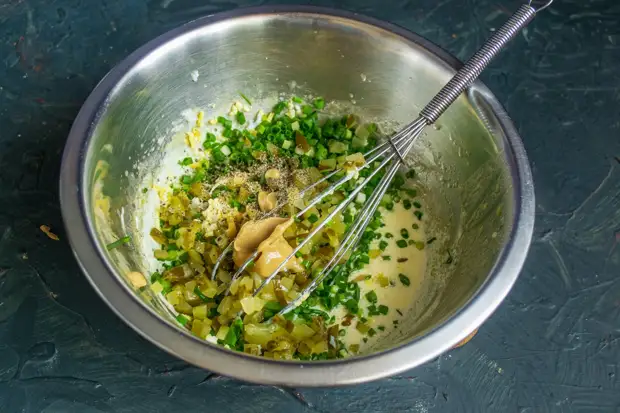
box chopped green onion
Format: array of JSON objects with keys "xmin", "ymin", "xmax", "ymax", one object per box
[
  {"xmin": 412, "ymin": 223, "xmax": 419, "ymax": 230},
  {"xmin": 414, "ymin": 210, "xmax": 423, "ymax": 220},
  {"xmin": 176, "ymin": 314, "xmax": 189, "ymax": 326},
  {"xmin": 398, "ymin": 274, "xmax": 411, "ymax": 286},
  {"xmin": 403, "ymin": 188, "xmax": 417, "ymax": 198},
  {"xmin": 396, "ymin": 240, "xmax": 408, "ymax": 248},
  {"xmin": 392, "ymin": 175, "xmax": 405, "ymax": 189},
  {"xmin": 180, "ymin": 157, "xmax": 193, "ymax": 166},
  {"xmin": 378, "ymin": 305, "xmax": 389, "ymax": 315},
  {"xmin": 382, "ymin": 255, "xmax": 391, "ymax": 261},
  {"xmin": 403, "ymin": 199, "xmax": 412, "ymax": 210},
  {"xmin": 400, "ymin": 228, "xmax": 409, "ymax": 239},
  {"xmin": 236, "ymin": 112, "xmax": 246, "ymax": 125},
  {"xmin": 106, "ymin": 235, "xmax": 131, "ymax": 250},
  {"xmin": 405, "ymin": 169, "xmax": 416, "ymax": 179},
  {"xmin": 314, "ymin": 97, "xmax": 325, "ymax": 109},
  {"xmin": 365, "ymin": 290, "xmax": 378, "ymax": 304},
  {"xmin": 379, "ymin": 240, "xmax": 388, "ymax": 251},
  {"xmin": 223, "ymin": 318, "xmax": 243, "ymax": 348},
  {"xmin": 217, "ymin": 116, "xmax": 232, "ymax": 128},
  {"xmin": 308, "ymin": 214, "xmax": 319, "ymax": 224},
  {"xmin": 413, "ymin": 201, "xmax": 422, "ymax": 208}
]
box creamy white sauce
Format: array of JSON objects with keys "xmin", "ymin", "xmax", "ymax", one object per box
[{"xmin": 331, "ymin": 201, "xmax": 426, "ymax": 353}]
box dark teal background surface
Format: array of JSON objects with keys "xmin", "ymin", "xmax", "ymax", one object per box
[{"xmin": 0, "ymin": 0, "xmax": 619, "ymax": 411}]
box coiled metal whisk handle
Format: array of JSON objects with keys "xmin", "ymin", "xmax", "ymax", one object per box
[{"xmin": 420, "ymin": 0, "xmax": 553, "ymax": 124}]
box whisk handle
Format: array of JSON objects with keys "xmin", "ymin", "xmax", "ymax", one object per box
[{"xmin": 420, "ymin": 2, "xmax": 548, "ymax": 124}]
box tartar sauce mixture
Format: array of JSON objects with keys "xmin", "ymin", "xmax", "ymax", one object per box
[{"xmin": 143, "ymin": 96, "xmax": 429, "ymax": 360}]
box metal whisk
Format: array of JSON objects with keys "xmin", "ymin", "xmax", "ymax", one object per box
[{"xmin": 213, "ymin": 0, "xmax": 552, "ymax": 316}]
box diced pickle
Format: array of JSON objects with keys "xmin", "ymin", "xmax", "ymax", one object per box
[{"xmin": 244, "ymin": 344, "xmax": 262, "ymax": 356}]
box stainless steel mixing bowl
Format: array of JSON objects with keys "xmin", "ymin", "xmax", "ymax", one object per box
[{"xmin": 60, "ymin": 6, "xmax": 534, "ymax": 386}]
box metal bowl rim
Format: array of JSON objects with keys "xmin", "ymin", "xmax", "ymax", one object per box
[{"xmin": 59, "ymin": 5, "xmax": 535, "ymax": 386}]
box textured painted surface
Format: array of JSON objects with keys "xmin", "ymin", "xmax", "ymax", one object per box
[{"xmin": 0, "ymin": 0, "xmax": 619, "ymax": 411}]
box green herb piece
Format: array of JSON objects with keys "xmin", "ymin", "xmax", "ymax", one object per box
[
  {"xmin": 224, "ymin": 318, "xmax": 244, "ymax": 348},
  {"xmin": 413, "ymin": 201, "xmax": 422, "ymax": 208},
  {"xmin": 239, "ymin": 92, "xmax": 252, "ymax": 105},
  {"xmin": 405, "ymin": 169, "xmax": 416, "ymax": 179},
  {"xmin": 344, "ymin": 299, "xmax": 359, "ymax": 314},
  {"xmin": 368, "ymin": 328, "xmax": 377, "ymax": 337},
  {"xmin": 176, "ymin": 314, "xmax": 189, "ymax": 326},
  {"xmin": 403, "ymin": 199, "xmax": 412, "ymax": 210},
  {"xmin": 236, "ymin": 111, "xmax": 246, "ymax": 125},
  {"xmin": 180, "ymin": 157, "xmax": 193, "ymax": 166},
  {"xmin": 229, "ymin": 199, "xmax": 243, "ymax": 210},
  {"xmin": 217, "ymin": 116, "xmax": 232, "ymax": 128},
  {"xmin": 273, "ymin": 101, "xmax": 286, "ymax": 114},
  {"xmin": 308, "ymin": 214, "xmax": 319, "ymax": 224},
  {"xmin": 382, "ymin": 255, "xmax": 391, "ymax": 261},
  {"xmin": 106, "ymin": 235, "xmax": 131, "ymax": 250},
  {"xmin": 314, "ymin": 97, "xmax": 325, "ymax": 109},
  {"xmin": 392, "ymin": 175, "xmax": 405, "ymax": 190},
  {"xmin": 414, "ymin": 241, "xmax": 425, "ymax": 250},
  {"xmin": 204, "ymin": 132, "xmax": 217, "ymax": 148},
  {"xmin": 142, "ymin": 187, "xmax": 148, "ymax": 194},
  {"xmin": 365, "ymin": 290, "xmax": 378, "ymax": 304},
  {"xmin": 377, "ymin": 326, "xmax": 385, "ymax": 332},
  {"xmin": 400, "ymin": 228, "xmax": 409, "ymax": 239},
  {"xmin": 412, "ymin": 223, "xmax": 419, "ymax": 230},
  {"xmin": 427, "ymin": 237, "xmax": 437, "ymax": 245},
  {"xmin": 396, "ymin": 240, "xmax": 408, "ymax": 248},
  {"xmin": 160, "ymin": 279, "xmax": 172, "ymax": 294},
  {"xmin": 384, "ymin": 202, "xmax": 394, "ymax": 211},
  {"xmin": 398, "ymin": 274, "xmax": 411, "ymax": 286},
  {"xmin": 414, "ymin": 210, "xmax": 423, "ymax": 220},
  {"xmin": 379, "ymin": 240, "xmax": 388, "ymax": 251},
  {"xmin": 403, "ymin": 188, "xmax": 417, "ymax": 198},
  {"xmin": 385, "ymin": 232, "xmax": 394, "ymax": 239},
  {"xmin": 378, "ymin": 305, "xmax": 389, "ymax": 315},
  {"xmin": 292, "ymin": 96, "xmax": 303, "ymax": 103}
]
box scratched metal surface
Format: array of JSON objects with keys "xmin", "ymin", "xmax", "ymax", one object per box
[{"xmin": 0, "ymin": 0, "xmax": 619, "ymax": 411}]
